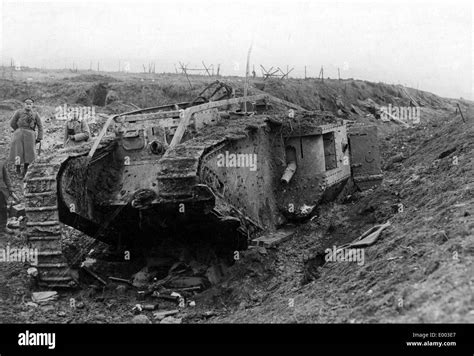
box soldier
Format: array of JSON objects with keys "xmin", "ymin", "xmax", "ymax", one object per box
[
  {"xmin": 0, "ymin": 158, "xmax": 13, "ymax": 234},
  {"xmin": 9, "ymin": 98, "xmax": 43, "ymax": 177},
  {"xmin": 64, "ymin": 109, "xmax": 91, "ymax": 147}
]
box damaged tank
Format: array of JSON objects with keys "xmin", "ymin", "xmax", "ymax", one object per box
[{"xmin": 24, "ymin": 82, "xmax": 383, "ymax": 288}]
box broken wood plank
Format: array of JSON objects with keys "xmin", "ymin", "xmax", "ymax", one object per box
[
  {"xmin": 457, "ymin": 103, "xmax": 466, "ymax": 123},
  {"xmin": 82, "ymin": 266, "xmax": 107, "ymax": 285},
  {"xmin": 108, "ymin": 276, "xmax": 134, "ymax": 286},
  {"xmin": 251, "ymin": 229, "xmax": 295, "ymax": 248},
  {"xmin": 382, "ymin": 110, "xmax": 410, "ymax": 128}
]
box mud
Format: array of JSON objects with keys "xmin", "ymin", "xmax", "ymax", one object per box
[{"xmin": 0, "ymin": 72, "xmax": 472, "ymax": 324}]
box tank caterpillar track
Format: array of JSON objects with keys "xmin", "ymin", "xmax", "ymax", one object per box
[
  {"xmin": 160, "ymin": 136, "xmax": 261, "ymax": 239},
  {"xmin": 24, "ymin": 154, "xmax": 76, "ymax": 288},
  {"xmin": 24, "ymin": 139, "xmax": 114, "ymax": 288}
]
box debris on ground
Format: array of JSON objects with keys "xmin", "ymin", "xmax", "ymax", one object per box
[
  {"xmin": 153, "ymin": 310, "xmax": 180, "ymax": 321},
  {"xmin": 31, "ymin": 291, "xmax": 58, "ymax": 304},
  {"xmin": 0, "ymin": 73, "xmax": 471, "ymax": 324},
  {"xmin": 345, "ymin": 221, "xmax": 391, "ymax": 248},
  {"xmin": 131, "ymin": 315, "xmax": 152, "ymax": 324},
  {"xmin": 160, "ymin": 316, "xmax": 182, "ymax": 324}
]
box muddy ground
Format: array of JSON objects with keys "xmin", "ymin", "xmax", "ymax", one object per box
[{"xmin": 0, "ymin": 69, "xmax": 472, "ymax": 324}]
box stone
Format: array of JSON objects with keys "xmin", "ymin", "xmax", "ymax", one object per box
[
  {"xmin": 153, "ymin": 310, "xmax": 179, "ymax": 321},
  {"xmin": 131, "ymin": 315, "xmax": 151, "ymax": 324},
  {"xmin": 31, "ymin": 291, "xmax": 57, "ymax": 303},
  {"xmin": 40, "ymin": 305, "xmax": 54, "ymax": 313},
  {"xmin": 115, "ymin": 285, "xmax": 128, "ymax": 294},
  {"xmin": 105, "ymin": 90, "xmax": 119, "ymax": 105},
  {"xmin": 132, "ymin": 268, "xmax": 149, "ymax": 289},
  {"xmin": 160, "ymin": 316, "xmax": 182, "ymax": 324},
  {"xmin": 27, "ymin": 267, "xmax": 38, "ymax": 277}
]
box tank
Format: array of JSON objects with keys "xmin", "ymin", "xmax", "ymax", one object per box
[{"xmin": 24, "ymin": 83, "xmax": 383, "ymax": 288}]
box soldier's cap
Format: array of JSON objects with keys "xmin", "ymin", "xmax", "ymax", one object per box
[{"xmin": 24, "ymin": 98, "xmax": 34, "ymax": 103}]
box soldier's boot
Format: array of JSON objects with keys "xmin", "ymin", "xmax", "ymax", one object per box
[{"xmin": 22, "ymin": 163, "xmax": 29, "ymax": 178}]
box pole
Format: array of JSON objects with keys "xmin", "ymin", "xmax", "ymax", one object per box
[
  {"xmin": 244, "ymin": 43, "xmax": 253, "ymax": 113},
  {"xmin": 457, "ymin": 103, "xmax": 466, "ymax": 123}
]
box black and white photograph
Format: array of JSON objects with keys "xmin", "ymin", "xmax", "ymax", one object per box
[{"xmin": 0, "ymin": 0, "xmax": 472, "ymax": 351}]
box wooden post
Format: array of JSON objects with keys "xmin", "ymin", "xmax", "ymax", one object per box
[
  {"xmin": 304, "ymin": 66, "xmax": 307, "ymax": 80},
  {"xmin": 179, "ymin": 62, "xmax": 193, "ymax": 89},
  {"xmin": 457, "ymin": 103, "xmax": 466, "ymax": 123},
  {"xmin": 338, "ymin": 67, "xmax": 341, "ymax": 80},
  {"xmin": 244, "ymin": 44, "xmax": 253, "ymax": 113},
  {"xmin": 202, "ymin": 61, "xmax": 211, "ymax": 77},
  {"xmin": 97, "ymin": 62, "xmax": 100, "ymax": 72}
]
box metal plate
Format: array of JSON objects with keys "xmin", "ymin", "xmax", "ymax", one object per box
[{"xmin": 348, "ymin": 125, "xmax": 383, "ymax": 190}]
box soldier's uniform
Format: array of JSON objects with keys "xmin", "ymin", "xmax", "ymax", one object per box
[
  {"xmin": 9, "ymin": 107, "xmax": 43, "ymax": 173},
  {"xmin": 64, "ymin": 117, "xmax": 91, "ymax": 147},
  {"xmin": 0, "ymin": 160, "xmax": 13, "ymax": 234}
]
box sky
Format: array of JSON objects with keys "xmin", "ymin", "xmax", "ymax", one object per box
[{"xmin": 0, "ymin": 0, "xmax": 472, "ymax": 99}]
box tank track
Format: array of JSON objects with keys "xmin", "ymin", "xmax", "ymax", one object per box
[
  {"xmin": 24, "ymin": 139, "xmax": 114, "ymax": 289},
  {"xmin": 160, "ymin": 136, "xmax": 261, "ymax": 239},
  {"xmin": 24, "ymin": 154, "xmax": 76, "ymax": 288}
]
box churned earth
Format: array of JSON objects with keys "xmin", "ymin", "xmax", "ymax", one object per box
[{"xmin": 0, "ymin": 69, "xmax": 472, "ymax": 324}]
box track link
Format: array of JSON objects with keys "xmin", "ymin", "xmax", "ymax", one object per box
[{"xmin": 24, "ymin": 155, "xmax": 76, "ymax": 289}]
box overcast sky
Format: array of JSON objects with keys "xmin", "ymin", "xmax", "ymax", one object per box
[{"xmin": 0, "ymin": 0, "xmax": 472, "ymax": 99}]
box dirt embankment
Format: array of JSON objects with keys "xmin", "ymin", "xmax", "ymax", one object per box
[{"xmin": 207, "ymin": 106, "xmax": 473, "ymax": 323}]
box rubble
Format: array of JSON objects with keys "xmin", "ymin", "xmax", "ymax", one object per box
[
  {"xmin": 142, "ymin": 304, "xmax": 158, "ymax": 311},
  {"xmin": 345, "ymin": 221, "xmax": 391, "ymax": 248},
  {"xmin": 9, "ymin": 203, "xmax": 25, "ymax": 218},
  {"xmin": 27, "ymin": 267, "xmax": 38, "ymax": 277},
  {"xmin": 131, "ymin": 315, "xmax": 152, "ymax": 324},
  {"xmin": 6, "ymin": 217, "xmax": 21, "ymax": 229},
  {"xmin": 153, "ymin": 310, "xmax": 179, "ymax": 321},
  {"xmin": 115, "ymin": 285, "xmax": 129, "ymax": 294},
  {"xmin": 132, "ymin": 304, "xmax": 143, "ymax": 314},
  {"xmin": 81, "ymin": 266, "xmax": 107, "ymax": 285},
  {"xmin": 132, "ymin": 268, "xmax": 150, "ymax": 289},
  {"xmin": 31, "ymin": 291, "xmax": 58, "ymax": 304},
  {"xmin": 167, "ymin": 276, "xmax": 206, "ymax": 289},
  {"xmin": 160, "ymin": 316, "xmax": 182, "ymax": 324},
  {"xmin": 0, "ymin": 73, "xmax": 471, "ymax": 324}
]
